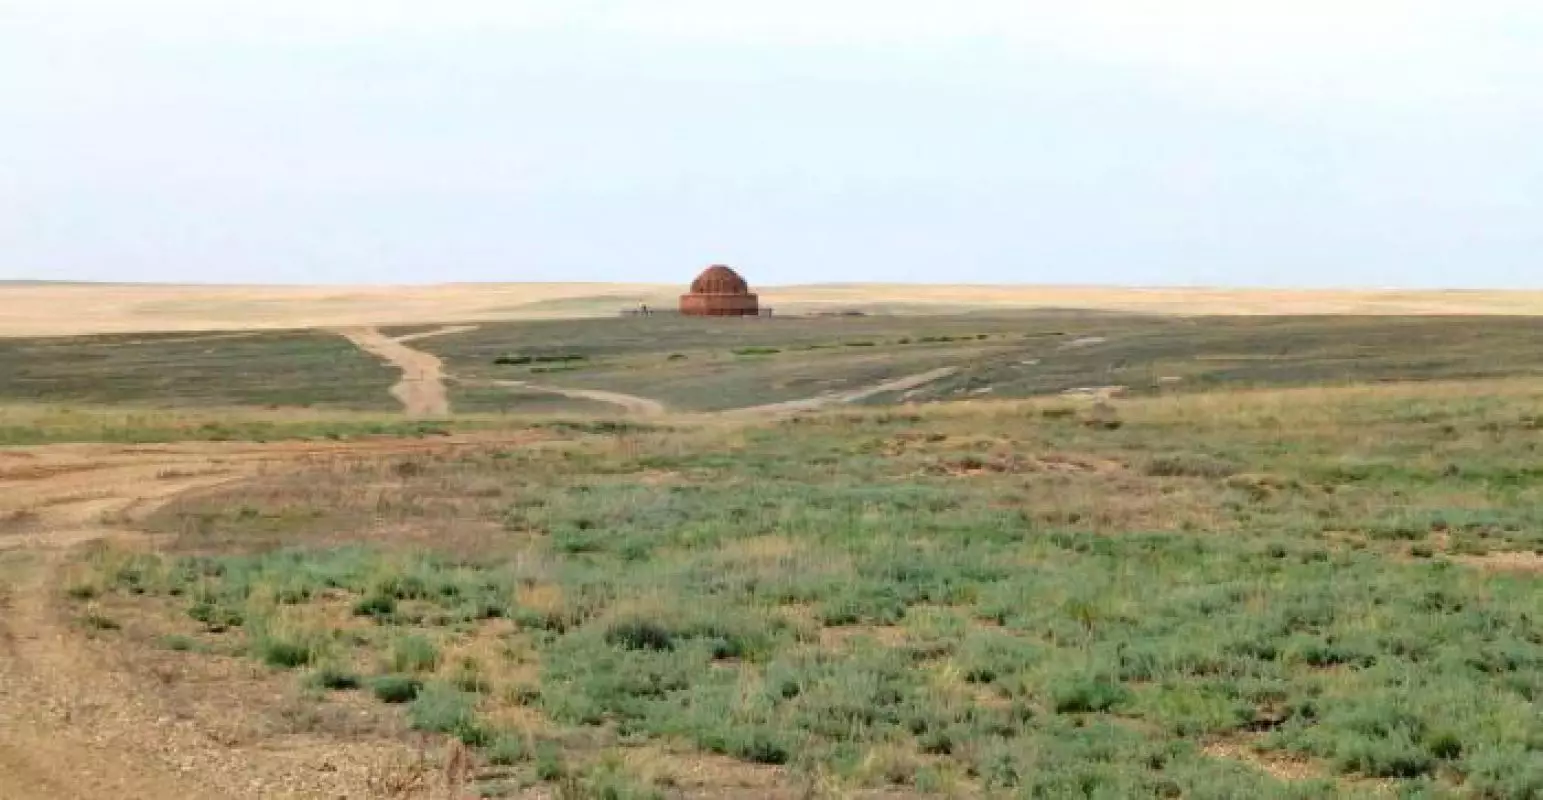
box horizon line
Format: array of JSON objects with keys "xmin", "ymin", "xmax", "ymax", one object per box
[{"xmin": 1, "ymin": 279, "xmax": 1531, "ymax": 294}]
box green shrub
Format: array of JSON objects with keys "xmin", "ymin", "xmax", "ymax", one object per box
[
  {"xmin": 535, "ymin": 742, "xmax": 566, "ymax": 781},
  {"xmin": 1053, "ymin": 678, "xmax": 1131, "ymax": 714},
  {"xmin": 353, "ymin": 593, "xmax": 396, "ymax": 618},
  {"xmin": 496, "ymin": 353, "xmax": 588, "ymax": 366},
  {"xmin": 1336, "ymin": 737, "xmax": 1434, "ymax": 779},
  {"xmin": 408, "ymin": 682, "xmax": 489, "ymax": 746},
  {"xmin": 1425, "ymin": 730, "xmax": 1463, "ymax": 760},
  {"xmin": 257, "ymin": 637, "xmax": 314, "ymax": 669},
  {"xmin": 308, "ymin": 666, "xmax": 362, "ymax": 691},
  {"xmin": 371, "ymin": 674, "xmax": 423, "ymax": 704},
  {"xmin": 487, "ymin": 734, "xmax": 529, "ymax": 766},
  {"xmin": 732, "ymin": 730, "xmax": 792, "ymax": 765},
  {"xmin": 605, "ymin": 620, "xmax": 675, "ymax": 652}
]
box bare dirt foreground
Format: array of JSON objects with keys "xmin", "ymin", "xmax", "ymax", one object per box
[
  {"xmin": 0, "ymin": 434, "xmax": 543, "ymax": 800},
  {"xmin": 7, "ymin": 282, "xmax": 1543, "ymax": 338}
]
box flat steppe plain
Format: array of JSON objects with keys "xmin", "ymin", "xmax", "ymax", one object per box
[
  {"xmin": 4, "ymin": 281, "xmax": 1542, "ymax": 798},
  {"xmin": 7, "ymin": 282, "xmax": 1543, "ymax": 336}
]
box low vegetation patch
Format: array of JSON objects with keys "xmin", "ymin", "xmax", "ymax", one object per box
[
  {"xmin": 493, "ymin": 353, "xmax": 589, "ymax": 366},
  {"xmin": 70, "ymin": 381, "xmax": 1543, "ymax": 796}
]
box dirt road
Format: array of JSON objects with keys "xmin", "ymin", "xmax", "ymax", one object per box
[
  {"xmin": 492, "ymin": 380, "xmax": 667, "ymax": 417},
  {"xmin": 393, "ymin": 325, "xmax": 480, "ymax": 345},
  {"xmin": 727, "ymin": 367, "xmax": 959, "ymax": 416},
  {"xmin": 342, "ymin": 322, "xmax": 948, "ymax": 420},
  {"xmin": 335, "ymin": 326, "xmax": 454, "ymax": 418},
  {"xmin": 489, "ymin": 368, "xmax": 960, "ymax": 419}
]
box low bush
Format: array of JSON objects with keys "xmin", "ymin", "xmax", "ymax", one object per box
[
  {"xmin": 308, "ymin": 666, "xmax": 362, "ymax": 691},
  {"xmin": 408, "ymin": 682, "xmax": 490, "ymax": 746},
  {"xmin": 1053, "ymin": 678, "xmax": 1132, "ymax": 714},
  {"xmin": 371, "ymin": 674, "xmax": 423, "ymax": 704}
]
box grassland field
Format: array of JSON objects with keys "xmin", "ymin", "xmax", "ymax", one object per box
[
  {"xmin": 0, "ymin": 309, "xmax": 1541, "ymax": 799},
  {"xmin": 7, "ymin": 313, "xmax": 1543, "ymax": 427}
]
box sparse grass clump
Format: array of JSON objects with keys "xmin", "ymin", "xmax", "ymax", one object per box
[
  {"xmin": 486, "ymin": 734, "xmax": 529, "ymax": 766},
  {"xmin": 1143, "ymin": 453, "xmax": 1240, "ymax": 479},
  {"xmin": 160, "ymin": 634, "xmax": 199, "ymax": 652},
  {"xmin": 81, "ymin": 613, "xmax": 120, "ymax": 631},
  {"xmin": 390, "ymin": 634, "xmax": 441, "ymax": 674}
]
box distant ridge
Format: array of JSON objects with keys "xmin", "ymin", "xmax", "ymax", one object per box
[{"xmin": 0, "ymin": 280, "xmax": 129, "ymax": 286}]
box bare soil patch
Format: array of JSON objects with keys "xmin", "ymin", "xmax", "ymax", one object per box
[
  {"xmin": 1453, "ymin": 551, "xmax": 1543, "ymax": 573},
  {"xmin": 0, "ymin": 431, "xmax": 551, "ymax": 799},
  {"xmin": 1202, "ymin": 739, "xmax": 1325, "ymax": 782}
]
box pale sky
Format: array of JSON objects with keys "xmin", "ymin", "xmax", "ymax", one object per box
[{"xmin": 2, "ymin": 2, "xmax": 1540, "ymax": 287}]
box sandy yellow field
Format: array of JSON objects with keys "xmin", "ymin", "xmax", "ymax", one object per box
[{"xmin": 4, "ymin": 282, "xmax": 1543, "ymax": 337}]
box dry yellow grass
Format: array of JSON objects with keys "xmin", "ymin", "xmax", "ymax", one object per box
[{"xmin": 7, "ymin": 282, "xmax": 1543, "ymax": 337}]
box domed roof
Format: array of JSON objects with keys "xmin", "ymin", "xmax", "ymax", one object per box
[{"xmin": 690, "ymin": 264, "xmax": 751, "ymax": 295}]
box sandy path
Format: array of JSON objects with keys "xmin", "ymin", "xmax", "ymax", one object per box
[
  {"xmin": 335, "ymin": 326, "xmax": 453, "ymax": 418},
  {"xmin": 492, "ymin": 380, "xmax": 667, "ymax": 417},
  {"xmin": 0, "ymin": 434, "xmax": 542, "ymax": 799},
  {"xmin": 392, "ymin": 324, "xmax": 480, "ymax": 344},
  {"xmin": 484, "ymin": 367, "xmax": 960, "ymax": 419},
  {"xmin": 727, "ymin": 367, "xmax": 959, "ymax": 416}
]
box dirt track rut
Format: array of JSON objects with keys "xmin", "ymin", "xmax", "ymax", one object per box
[
  {"xmin": 336, "ymin": 326, "xmax": 454, "ymax": 417},
  {"xmin": 492, "ymin": 380, "xmax": 667, "ymax": 417},
  {"xmin": 727, "ymin": 367, "xmax": 959, "ymax": 416},
  {"xmin": 337, "ymin": 322, "xmax": 956, "ymax": 421}
]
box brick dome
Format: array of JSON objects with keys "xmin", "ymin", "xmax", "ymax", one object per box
[
  {"xmin": 690, "ymin": 265, "xmax": 751, "ymax": 295},
  {"xmin": 681, "ymin": 264, "xmax": 760, "ymax": 317}
]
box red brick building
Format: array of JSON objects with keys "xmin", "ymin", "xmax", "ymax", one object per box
[{"xmin": 679, "ymin": 264, "xmax": 760, "ymax": 317}]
